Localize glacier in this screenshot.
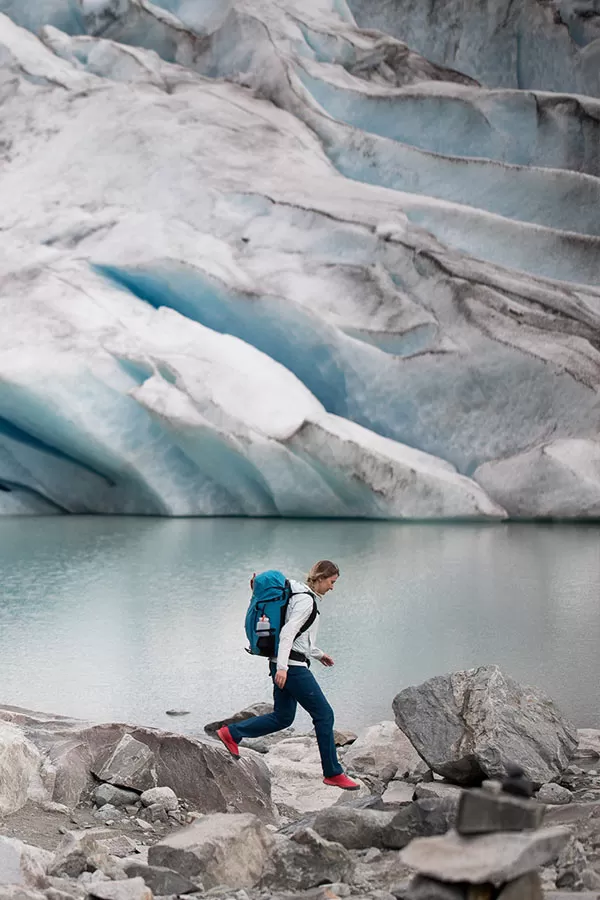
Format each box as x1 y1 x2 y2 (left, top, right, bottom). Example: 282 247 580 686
0 0 599 518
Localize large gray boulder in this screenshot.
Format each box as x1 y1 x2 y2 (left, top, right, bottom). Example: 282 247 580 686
0 707 275 821
148 813 273 889
393 667 577 786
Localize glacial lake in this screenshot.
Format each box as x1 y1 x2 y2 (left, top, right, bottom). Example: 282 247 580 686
0 517 598 737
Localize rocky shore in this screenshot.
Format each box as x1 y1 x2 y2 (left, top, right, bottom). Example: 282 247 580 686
1 666 599 900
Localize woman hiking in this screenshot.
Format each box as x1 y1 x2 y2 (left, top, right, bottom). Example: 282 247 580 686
217 560 360 790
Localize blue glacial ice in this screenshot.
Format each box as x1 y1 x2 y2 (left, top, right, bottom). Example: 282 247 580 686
0 0 600 518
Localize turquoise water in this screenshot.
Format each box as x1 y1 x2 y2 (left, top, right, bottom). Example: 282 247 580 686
0 517 598 735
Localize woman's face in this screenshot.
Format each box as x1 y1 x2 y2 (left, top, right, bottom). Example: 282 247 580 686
316 573 339 595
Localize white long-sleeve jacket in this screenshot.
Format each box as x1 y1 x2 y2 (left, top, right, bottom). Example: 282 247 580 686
274 579 324 671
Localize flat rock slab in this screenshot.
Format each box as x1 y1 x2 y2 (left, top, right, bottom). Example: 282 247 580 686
400 826 570 886
381 782 415 808
457 789 545 835
545 894 600 900
414 784 462 803
87 878 152 900
544 802 600 826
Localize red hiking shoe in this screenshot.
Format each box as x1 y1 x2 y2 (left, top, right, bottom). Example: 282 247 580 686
323 773 360 790
216 726 240 758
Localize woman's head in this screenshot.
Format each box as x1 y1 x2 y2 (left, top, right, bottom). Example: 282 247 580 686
307 560 340 595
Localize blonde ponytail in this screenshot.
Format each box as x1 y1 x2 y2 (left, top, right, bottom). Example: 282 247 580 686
306 560 340 592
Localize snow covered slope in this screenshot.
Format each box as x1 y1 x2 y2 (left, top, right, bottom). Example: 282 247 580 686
0 0 598 518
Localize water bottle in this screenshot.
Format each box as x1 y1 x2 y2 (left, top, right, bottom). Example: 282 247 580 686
256 613 272 655
256 614 271 635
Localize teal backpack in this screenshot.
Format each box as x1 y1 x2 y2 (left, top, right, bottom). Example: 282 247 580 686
245 570 317 658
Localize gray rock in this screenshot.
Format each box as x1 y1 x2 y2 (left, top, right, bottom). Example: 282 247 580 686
0 708 275 820
555 837 588 890
260 829 354 891
94 838 138 861
278 794 385 837
93 736 157 793
165 711 190 717
581 869 600 891
49 834 102 879
537 784 572 805
496 872 543 900
139 804 168 824
94 786 140 810
93 805 125 824
544 800 600 826
334 730 357 747
0 837 53 889
241 728 297 754
0 890 46 900
122 862 196 895
400 826 570 886
45 876 86 899
403 876 467 900
140 788 178 812
393 666 577 786
414 784 462 803
44 888 82 900
148 813 273 888
312 808 396 849
204 704 273 736
0 723 42 816
546 894 600 900
381 782 415 809
457 789 545 835
574 729 600 760
343 723 422 781
86 878 151 900
381 798 458 850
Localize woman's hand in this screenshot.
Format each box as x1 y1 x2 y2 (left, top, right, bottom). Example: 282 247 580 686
320 654 335 667
275 670 288 689
250 572 256 590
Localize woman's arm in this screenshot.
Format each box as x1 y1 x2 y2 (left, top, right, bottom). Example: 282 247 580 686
276 594 314 671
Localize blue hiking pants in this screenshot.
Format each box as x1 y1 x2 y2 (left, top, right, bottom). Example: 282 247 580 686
228 663 343 778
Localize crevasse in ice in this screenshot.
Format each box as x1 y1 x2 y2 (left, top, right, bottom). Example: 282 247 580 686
0 0 599 518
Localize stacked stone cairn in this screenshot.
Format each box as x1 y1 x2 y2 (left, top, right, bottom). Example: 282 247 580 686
399 768 570 900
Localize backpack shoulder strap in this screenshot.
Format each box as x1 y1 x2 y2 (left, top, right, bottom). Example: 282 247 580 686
290 590 319 638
